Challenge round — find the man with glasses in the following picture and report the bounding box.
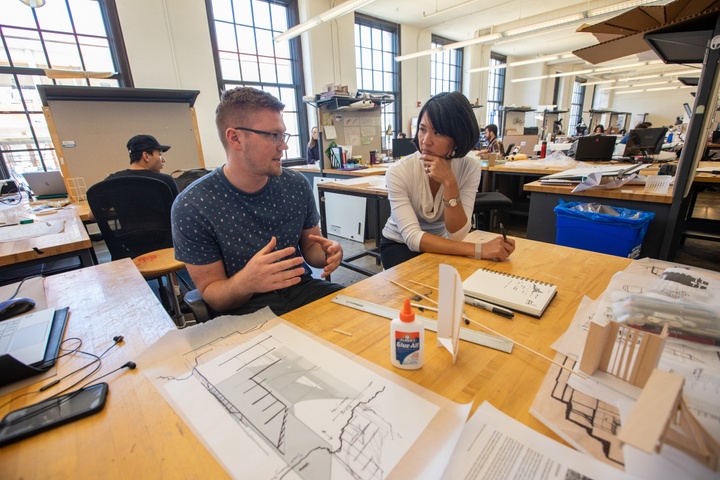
[107,134,179,198]
[171,87,344,317]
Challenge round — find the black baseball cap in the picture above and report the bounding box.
[127,134,171,154]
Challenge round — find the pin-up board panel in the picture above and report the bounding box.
[39,86,204,189]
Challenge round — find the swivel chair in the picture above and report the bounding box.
[472,191,512,231]
[87,176,187,326]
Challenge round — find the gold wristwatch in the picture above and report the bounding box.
[443,196,462,207]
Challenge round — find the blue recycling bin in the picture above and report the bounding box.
[554,201,655,259]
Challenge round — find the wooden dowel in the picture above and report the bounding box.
[390,280,438,305]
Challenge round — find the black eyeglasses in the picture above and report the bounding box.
[233,127,291,146]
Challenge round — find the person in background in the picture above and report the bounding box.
[593,124,605,134]
[172,87,344,317]
[380,92,515,269]
[397,132,407,139]
[478,124,504,155]
[107,134,179,198]
[306,126,320,165]
[619,122,652,144]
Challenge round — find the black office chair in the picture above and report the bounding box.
[87,176,189,324]
[473,192,513,231]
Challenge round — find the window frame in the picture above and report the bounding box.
[0,0,131,177]
[204,0,308,164]
[485,52,506,128]
[430,35,462,96]
[354,13,400,148]
[568,78,587,137]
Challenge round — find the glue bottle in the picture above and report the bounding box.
[390,298,424,370]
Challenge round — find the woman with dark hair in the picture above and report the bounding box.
[306,126,320,164]
[594,124,605,134]
[380,92,515,269]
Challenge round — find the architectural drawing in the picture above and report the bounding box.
[530,354,625,468]
[140,315,464,479]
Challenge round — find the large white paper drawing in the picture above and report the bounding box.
[138,311,468,479]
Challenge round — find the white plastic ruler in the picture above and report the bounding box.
[331,294,513,353]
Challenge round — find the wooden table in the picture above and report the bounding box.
[0,259,228,478]
[0,206,94,285]
[0,239,632,477]
[283,236,633,439]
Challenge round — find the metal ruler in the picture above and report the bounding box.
[331,294,513,353]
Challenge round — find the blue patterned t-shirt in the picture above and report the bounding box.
[171,167,320,277]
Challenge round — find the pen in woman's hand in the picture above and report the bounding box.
[500,223,507,242]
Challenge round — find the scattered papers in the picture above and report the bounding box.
[442,402,635,479]
[572,171,638,192]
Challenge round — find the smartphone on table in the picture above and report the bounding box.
[0,383,108,447]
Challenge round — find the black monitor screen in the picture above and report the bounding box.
[392,138,417,158]
[623,127,668,157]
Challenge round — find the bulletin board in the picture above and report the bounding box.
[39,86,205,189]
[319,104,382,164]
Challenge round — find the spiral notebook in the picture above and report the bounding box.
[462,268,557,318]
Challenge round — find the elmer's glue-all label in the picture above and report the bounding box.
[390,298,425,370]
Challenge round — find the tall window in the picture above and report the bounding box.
[0,0,130,178]
[354,14,399,147]
[430,35,462,96]
[207,0,306,161]
[568,78,587,136]
[485,53,506,127]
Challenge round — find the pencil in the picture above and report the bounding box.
[500,223,507,242]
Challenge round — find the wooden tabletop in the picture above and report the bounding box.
[523,181,674,204]
[323,166,390,176]
[0,259,229,479]
[317,176,388,196]
[0,239,633,477]
[282,237,632,442]
[0,206,91,267]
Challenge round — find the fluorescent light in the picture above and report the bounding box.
[19,0,45,6]
[511,75,550,83]
[448,33,501,49]
[646,86,681,92]
[587,0,656,17]
[616,90,638,95]
[395,48,443,62]
[509,55,560,67]
[551,69,593,78]
[273,18,322,42]
[592,60,663,73]
[274,0,375,42]
[466,63,507,73]
[395,33,499,62]
[504,13,584,37]
[583,79,617,86]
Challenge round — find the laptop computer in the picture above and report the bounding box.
[0,308,55,366]
[573,135,617,161]
[0,307,69,387]
[23,171,68,199]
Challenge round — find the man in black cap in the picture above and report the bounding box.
[106,134,179,197]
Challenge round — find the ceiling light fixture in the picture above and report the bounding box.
[395,33,500,62]
[583,79,617,86]
[587,0,656,18]
[19,0,45,6]
[504,13,584,37]
[274,0,375,43]
[467,53,568,74]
